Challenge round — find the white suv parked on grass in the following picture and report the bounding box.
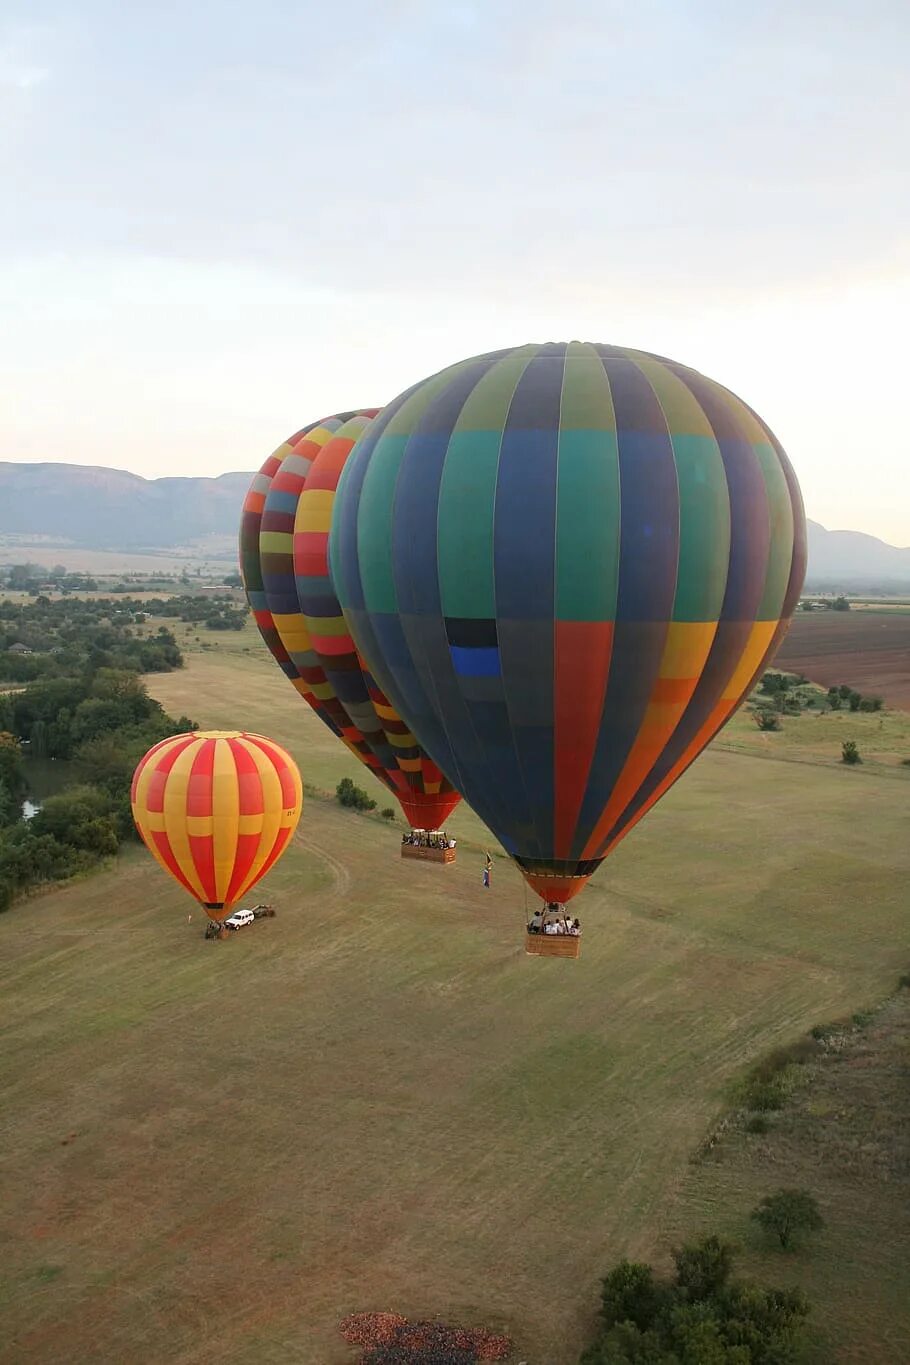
[224,909,255,930]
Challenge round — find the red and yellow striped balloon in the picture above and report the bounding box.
[131,731,302,920]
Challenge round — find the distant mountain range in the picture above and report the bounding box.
[0,462,249,557]
[0,461,908,586]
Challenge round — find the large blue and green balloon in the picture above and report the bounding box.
[329,342,806,905]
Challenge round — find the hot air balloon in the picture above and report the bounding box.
[131,730,302,921]
[240,413,461,837]
[330,342,807,955]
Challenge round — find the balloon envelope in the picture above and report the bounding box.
[241,413,460,829]
[131,730,302,919]
[331,342,807,903]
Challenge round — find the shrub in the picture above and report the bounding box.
[380,807,396,820]
[673,1235,734,1299]
[841,740,861,765]
[754,710,781,732]
[751,1189,824,1249]
[746,1079,788,1111]
[335,777,377,812]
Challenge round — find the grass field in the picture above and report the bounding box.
[774,612,910,709]
[2,644,909,1363]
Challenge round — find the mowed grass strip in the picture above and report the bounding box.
[0,649,907,1363]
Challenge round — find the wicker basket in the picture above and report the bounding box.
[400,843,456,865]
[525,932,580,959]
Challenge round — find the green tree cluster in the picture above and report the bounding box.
[826,684,882,713]
[0,597,182,682]
[335,777,377,811]
[0,668,195,911]
[580,1237,811,1364]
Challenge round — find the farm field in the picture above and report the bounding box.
[0,542,231,576]
[153,618,910,784]
[2,644,909,1363]
[774,612,910,709]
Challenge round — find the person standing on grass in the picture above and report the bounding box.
[482,852,492,888]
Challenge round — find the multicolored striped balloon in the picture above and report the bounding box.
[331,342,807,906]
[131,731,302,920]
[240,413,460,830]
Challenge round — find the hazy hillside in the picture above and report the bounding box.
[0,462,250,552]
[805,520,910,588]
[0,462,908,584]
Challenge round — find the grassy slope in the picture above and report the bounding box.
[661,991,910,1364]
[1,642,908,1364]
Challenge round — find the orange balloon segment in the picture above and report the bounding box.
[523,872,592,905]
[130,730,302,921]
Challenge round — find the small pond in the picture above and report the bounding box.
[20,755,78,820]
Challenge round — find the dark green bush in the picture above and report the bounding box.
[335,777,377,811]
[745,1113,770,1134]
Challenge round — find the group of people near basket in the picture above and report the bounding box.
[527,903,582,936]
[401,829,456,850]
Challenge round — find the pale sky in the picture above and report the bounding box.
[2,1,908,544]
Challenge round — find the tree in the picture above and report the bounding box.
[847,690,862,712]
[754,711,781,732]
[673,1236,734,1300]
[31,786,119,856]
[335,777,377,811]
[600,1260,665,1333]
[831,596,850,611]
[751,1189,824,1249]
[581,1239,811,1363]
[826,687,841,711]
[841,740,861,765]
[0,733,26,807]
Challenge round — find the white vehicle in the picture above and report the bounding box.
[223,908,255,930]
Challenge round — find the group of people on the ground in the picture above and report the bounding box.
[402,829,456,850]
[527,902,581,936]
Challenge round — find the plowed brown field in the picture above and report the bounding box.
[774,611,910,708]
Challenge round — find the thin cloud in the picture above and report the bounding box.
[0,24,50,91]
